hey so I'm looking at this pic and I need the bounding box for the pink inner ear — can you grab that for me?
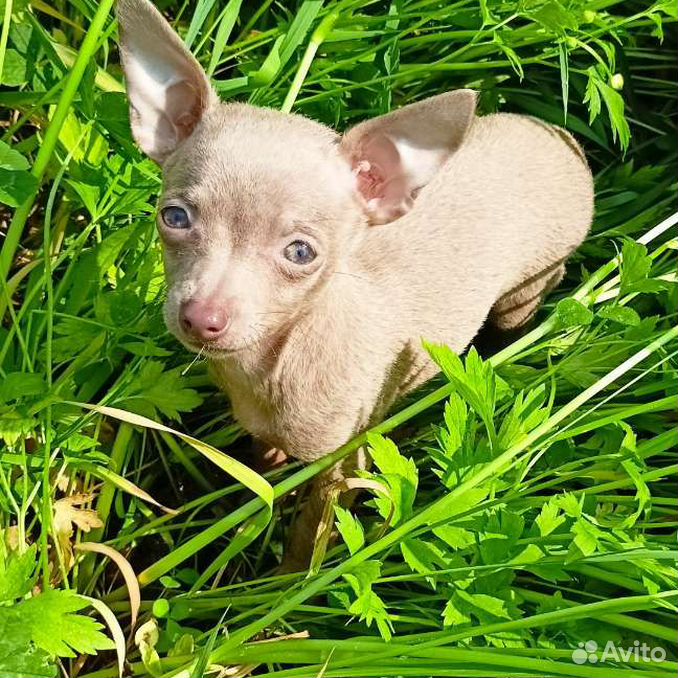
[354,160,384,201]
[352,134,402,202]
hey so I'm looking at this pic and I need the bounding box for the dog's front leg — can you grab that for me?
[281,449,369,573]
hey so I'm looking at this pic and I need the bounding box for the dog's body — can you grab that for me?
[117,0,594,568]
[208,111,592,462]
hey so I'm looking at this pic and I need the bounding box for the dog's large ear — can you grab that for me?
[117,0,216,163]
[341,90,477,224]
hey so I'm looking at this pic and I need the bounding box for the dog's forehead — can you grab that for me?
[183,102,339,175]
[162,156,335,247]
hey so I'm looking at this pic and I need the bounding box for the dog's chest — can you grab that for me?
[210,361,276,440]
[209,336,376,460]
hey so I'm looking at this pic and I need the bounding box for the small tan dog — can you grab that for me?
[117,0,594,569]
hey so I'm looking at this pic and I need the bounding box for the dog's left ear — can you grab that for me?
[117,0,216,163]
[341,90,477,224]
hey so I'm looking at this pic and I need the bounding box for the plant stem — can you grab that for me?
[281,9,340,112]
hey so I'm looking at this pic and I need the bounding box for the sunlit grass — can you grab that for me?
[0,1,676,677]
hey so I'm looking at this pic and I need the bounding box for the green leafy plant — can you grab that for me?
[0,540,114,676]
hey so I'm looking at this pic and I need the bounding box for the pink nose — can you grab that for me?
[179,299,230,342]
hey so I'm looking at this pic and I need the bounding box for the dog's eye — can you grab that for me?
[161,206,190,229]
[284,240,316,265]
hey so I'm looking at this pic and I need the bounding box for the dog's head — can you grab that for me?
[117,0,476,357]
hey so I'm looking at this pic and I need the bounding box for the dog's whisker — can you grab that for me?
[181,344,206,375]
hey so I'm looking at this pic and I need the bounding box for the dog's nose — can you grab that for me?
[180,299,230,342]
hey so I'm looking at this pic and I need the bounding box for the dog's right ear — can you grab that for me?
[117,0,216,163]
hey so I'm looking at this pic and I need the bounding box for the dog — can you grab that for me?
[117,0,594,570]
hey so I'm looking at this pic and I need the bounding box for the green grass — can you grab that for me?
[0,1,677,677]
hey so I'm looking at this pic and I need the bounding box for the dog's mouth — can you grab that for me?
[180,335,262,357]
[183,340,243,356]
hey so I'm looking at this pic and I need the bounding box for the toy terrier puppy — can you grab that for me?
[117,0,593,570]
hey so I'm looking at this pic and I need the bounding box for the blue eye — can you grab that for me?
[284,240,316,265]
[161,206,190,229]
